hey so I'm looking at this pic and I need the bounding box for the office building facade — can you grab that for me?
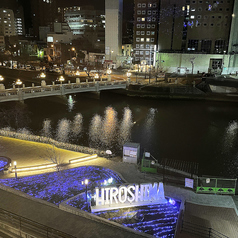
[0,8,16,36]
[133,0,159,65]
[63,6,105,52]
[105,0,123,62]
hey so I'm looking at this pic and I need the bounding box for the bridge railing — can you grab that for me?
[0,81,127,102]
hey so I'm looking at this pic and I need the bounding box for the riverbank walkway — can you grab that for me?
[0,136,238,237]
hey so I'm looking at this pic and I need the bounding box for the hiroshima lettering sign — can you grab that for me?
[91,182,166,212]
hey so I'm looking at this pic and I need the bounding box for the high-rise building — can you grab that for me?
[0,8,16,36]
[14,5,25,36]
[31,0,58,38]
[63,6,105,52]
[105,0,123,62]
[133,0,159,65]
[158,0,234,54]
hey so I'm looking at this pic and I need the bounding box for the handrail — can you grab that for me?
[181,220,229,238]
[0,207,76,238]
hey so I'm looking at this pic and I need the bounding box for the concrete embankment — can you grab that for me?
[114,84,238,102]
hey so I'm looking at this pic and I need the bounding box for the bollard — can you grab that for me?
[41,80,46,87]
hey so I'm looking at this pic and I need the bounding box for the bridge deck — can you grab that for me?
[0,81,127,102]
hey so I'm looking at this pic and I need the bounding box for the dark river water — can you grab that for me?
[1,91,238,178]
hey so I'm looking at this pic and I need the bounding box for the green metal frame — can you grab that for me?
[196,177,237,195]
[141,158,157,174]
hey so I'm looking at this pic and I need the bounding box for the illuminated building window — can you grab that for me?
[146,38,150,42]
[141,38,144,42]
[142,18,145,21]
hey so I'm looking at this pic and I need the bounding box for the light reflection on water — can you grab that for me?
[88,107,133,151]
[67,95,75,112]
[3,93,238,177]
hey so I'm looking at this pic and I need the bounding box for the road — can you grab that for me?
[0,68,127,89]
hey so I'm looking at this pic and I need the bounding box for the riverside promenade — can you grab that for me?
[0,136,238,237]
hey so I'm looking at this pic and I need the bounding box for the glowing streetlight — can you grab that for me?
[75,71,80,76]
[127,71,131,83]
[107,69,112,81]
[13,161,17,179]
[107,69,112,75]
[0,75,4,82]
[82,179,89,203]
[0,75,4,90]
[40,72,46,79]
[15,79,22,90]
[94,73,99,80]
[59,75,65,84]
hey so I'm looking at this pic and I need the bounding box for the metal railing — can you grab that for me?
[0,207,76,238]
[196,177,237,195]
[181,220,229,238]
[0,81,127,102]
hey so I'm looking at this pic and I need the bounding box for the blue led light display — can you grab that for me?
[0,165,180,237]
[0,160,7,171]
[0,166,124,205]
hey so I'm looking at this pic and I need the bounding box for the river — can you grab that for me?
[1,91,238,178]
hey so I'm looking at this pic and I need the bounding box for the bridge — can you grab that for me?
[0,81,127,102]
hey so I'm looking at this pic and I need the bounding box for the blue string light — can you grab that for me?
[0,165,180,237]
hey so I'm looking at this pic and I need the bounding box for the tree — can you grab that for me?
[40,145,65,172]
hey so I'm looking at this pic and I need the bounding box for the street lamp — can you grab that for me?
[127,71,131,83]
[40,72,46,79]
[59,75,65,85]
[94,73,99,80]
[0,75,4,90]
[15,79,22,90]
[106,149,112,159]
[13,161,17,179]
[107,69,112,81]
[82,179,89,203]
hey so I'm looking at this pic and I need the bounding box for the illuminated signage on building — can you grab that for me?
[91,182,166,212]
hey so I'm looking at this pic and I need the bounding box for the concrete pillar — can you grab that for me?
[32,83,34,87]
[22,84,25,88]
[68,80,71,84]
[108,75,111,81]
[193,81,196,88]
[0,84,5,90]
[41,80,46,87]
[76,78,80,84]
[52,82,55,85]
[13,84,15,89]
[86,79,88,83]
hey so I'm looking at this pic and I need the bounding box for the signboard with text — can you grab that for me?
[91,182,166,212]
